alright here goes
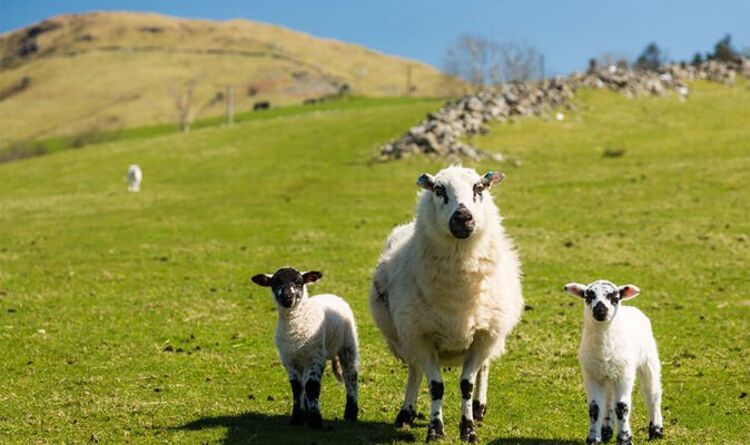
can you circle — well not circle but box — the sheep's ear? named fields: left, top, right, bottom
left=302, top=271, right=323, bottom=284
left=618, top=285, right=640, bottom=300
left=417, top=173, right=435, bottom=191
left=564, top=282, right=587, bottom=298
left=481, top=171, right=504, bottom=189
left=251, top=274, right=272, bottom=287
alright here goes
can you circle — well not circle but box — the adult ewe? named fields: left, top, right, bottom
left=369, top=166, right=523, bottom=442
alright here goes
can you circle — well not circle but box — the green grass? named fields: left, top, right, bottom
left=0, top=81, right=748, bottom=444
left=1, top=96, right=444, bottom=161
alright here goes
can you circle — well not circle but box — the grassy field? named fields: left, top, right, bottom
left=0, top=82, right=748, bottom=444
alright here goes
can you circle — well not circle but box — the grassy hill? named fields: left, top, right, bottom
left=0, top=83, right=748, bottom=444
left=0, top=12, right=454, bottom=145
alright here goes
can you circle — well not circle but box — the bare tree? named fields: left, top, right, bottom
left=496, top=41, right=543, bottom=82
left=168, top=75, right=223, bottom=132
left=444, top=35, right=542, bottom=91
left=169, top=76, right=200, bottom=133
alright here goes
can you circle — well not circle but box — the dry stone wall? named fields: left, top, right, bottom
left=379, top=58, right=749, bottom=161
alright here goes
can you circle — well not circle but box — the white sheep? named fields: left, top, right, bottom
left=127, top=164, right=142, bottom=192
left=370, top=166, right=523, bottom=443
left=252, top=267, right=359, bottom=428
left=564, top=280, right=664, bottom=445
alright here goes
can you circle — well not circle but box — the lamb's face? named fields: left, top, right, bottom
left=417, top=166, right=504, bottom=240
left=251, top=267, right=322, bottom=309
left=564, top=280, right=640, bottom=323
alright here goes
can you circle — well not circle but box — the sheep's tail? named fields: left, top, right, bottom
left=330, top=356, right=344, bottom=384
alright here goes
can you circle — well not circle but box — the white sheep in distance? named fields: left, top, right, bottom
left=369, top=166, right=523, bottom=443
left=252, top=267, right=359, bottom=428
left=564, top=280, right=664, bottom=445
left=127, top=164, right=142, bottom=192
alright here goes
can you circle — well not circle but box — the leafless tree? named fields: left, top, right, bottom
left=444, top=35, right=542, bottom=91
left=168, top=75, right=223, bottom=132
left=169, top=76, right=200, bottom=133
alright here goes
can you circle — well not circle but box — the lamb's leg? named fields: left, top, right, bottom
left=601, top=382, right=615, bottom=443
left=614, top=375, right=636, bottom=445
left=286, top=365, right=306, bottom=425
left=395, top=364, right=422, bottom=427
left=303, top=358, right=326, bottom=429
left=584, top=371, right=606, bottom=445
left=424, top=356, right=445, bottom=442
left=459, top=345, right=488, bottom=443
left=338, top=345, right=359, bottom=422
left=640, top=358, right=664, bottom=440
left=472, top=361, right=489, bottom=422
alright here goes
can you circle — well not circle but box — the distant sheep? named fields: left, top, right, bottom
left=253, top=101, right=271, bottom=111
left=370, top=166, right=523, bottom=442
left=127, top=165, right=142, bottom=192
left=564, top=280, right=664, bottom=445
left=252, top=267, right=359, bottom=428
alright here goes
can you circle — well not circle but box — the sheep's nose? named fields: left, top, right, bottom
left=451, top=204, right=474, bottom=222
left=449, top=204, right=475, bottom=239
left=592, top=302, right=608, bottom=321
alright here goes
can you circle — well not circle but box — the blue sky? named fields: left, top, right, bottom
left=2, top=0, right=748, bottom=75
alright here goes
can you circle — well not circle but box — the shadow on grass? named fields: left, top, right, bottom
left=487, top=438, right=580, bottom=445
left=177, top=410, right=416, bottom=445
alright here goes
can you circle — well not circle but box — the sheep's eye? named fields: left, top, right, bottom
left=433, top=185, right=448, bottom=204
left=473, top=183, right=484, bottom=202
left=607, top=291, right=619, bottom=303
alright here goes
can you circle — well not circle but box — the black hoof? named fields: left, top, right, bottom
left=459, top=416, right=477, bottom=443
left=395, top=407, right=417, bottom=427
left=344, top=399, right=358, bottom=422
left=585, top=438, right=602, bottom=445
left=426, top=419, right=445, bottom=442
left=472, top=400, right=487, bottom=422
left=601, top=425, right=614, bottom=443
left=616, top=433, right=632, bottom=445
left=290, top=406, right=306, bottom=426
left=649, top=422, right=664, bottom=440
left=308, top=410, right=323, bottom=429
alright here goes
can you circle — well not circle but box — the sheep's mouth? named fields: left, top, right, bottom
left=277, top=295, right=298, bottom=308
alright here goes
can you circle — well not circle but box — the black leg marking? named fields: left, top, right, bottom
left=429, top=380, right=444, bottom=400
left=615, top=402, right=628, bottom=421
left=589, top=401, right=600, bottom=423
left=305, top=379, right=321, bottom=400
left=616, top=432, right=632, bottom=445
left=305, top=379, right=322, bottom=429
left=289, top=378, right=305, bottom=425
left=648, top=422, right=664, bottom=440
left=395, top=405, right=417, bottom=427
left=601, top=424, right=614, bottom=443
left=344, top=395, right=358, bottom=422
left=460, top=379, right=474, bottom=400
left=459, top=416, right=477, bottom=443
left=585, top=438, right=602, bottom=445
left=426, top=418, right=444, bottom=442
left=472, top=400, right=487, bottom=421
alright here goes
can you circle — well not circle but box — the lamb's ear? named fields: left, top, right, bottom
left=417, top=173, right=435, bottom=191
left=619, top=284, right=640, bottom=300
left=564, top=282, right=588, bottom=298
left=481, top=171, right=504, bottom=189
left=251, top=274, right=272, bottom=287
left=302, top=271, right=323, bottom=284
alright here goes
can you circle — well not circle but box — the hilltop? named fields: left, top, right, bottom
left=0, top=12, right=453, bottom=144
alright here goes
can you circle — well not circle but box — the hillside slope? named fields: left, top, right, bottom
left=0, top=12, right=453, bottom=143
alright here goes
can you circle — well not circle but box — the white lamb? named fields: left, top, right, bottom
left=127, top=164, right=142, bottom=192
left=370, top=166, right=523, bottom=443
left=252, top=267, right=359, bottom=428
left=564, top=280, right=664, bottom=445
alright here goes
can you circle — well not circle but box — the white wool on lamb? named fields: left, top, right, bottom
left=252, top=267, right=359, bottom=428
left=370, top=166, right=523, bottom=443
left=564, top=280, right=664, bottom=445
left=127, top=164, right=142, bottom=192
